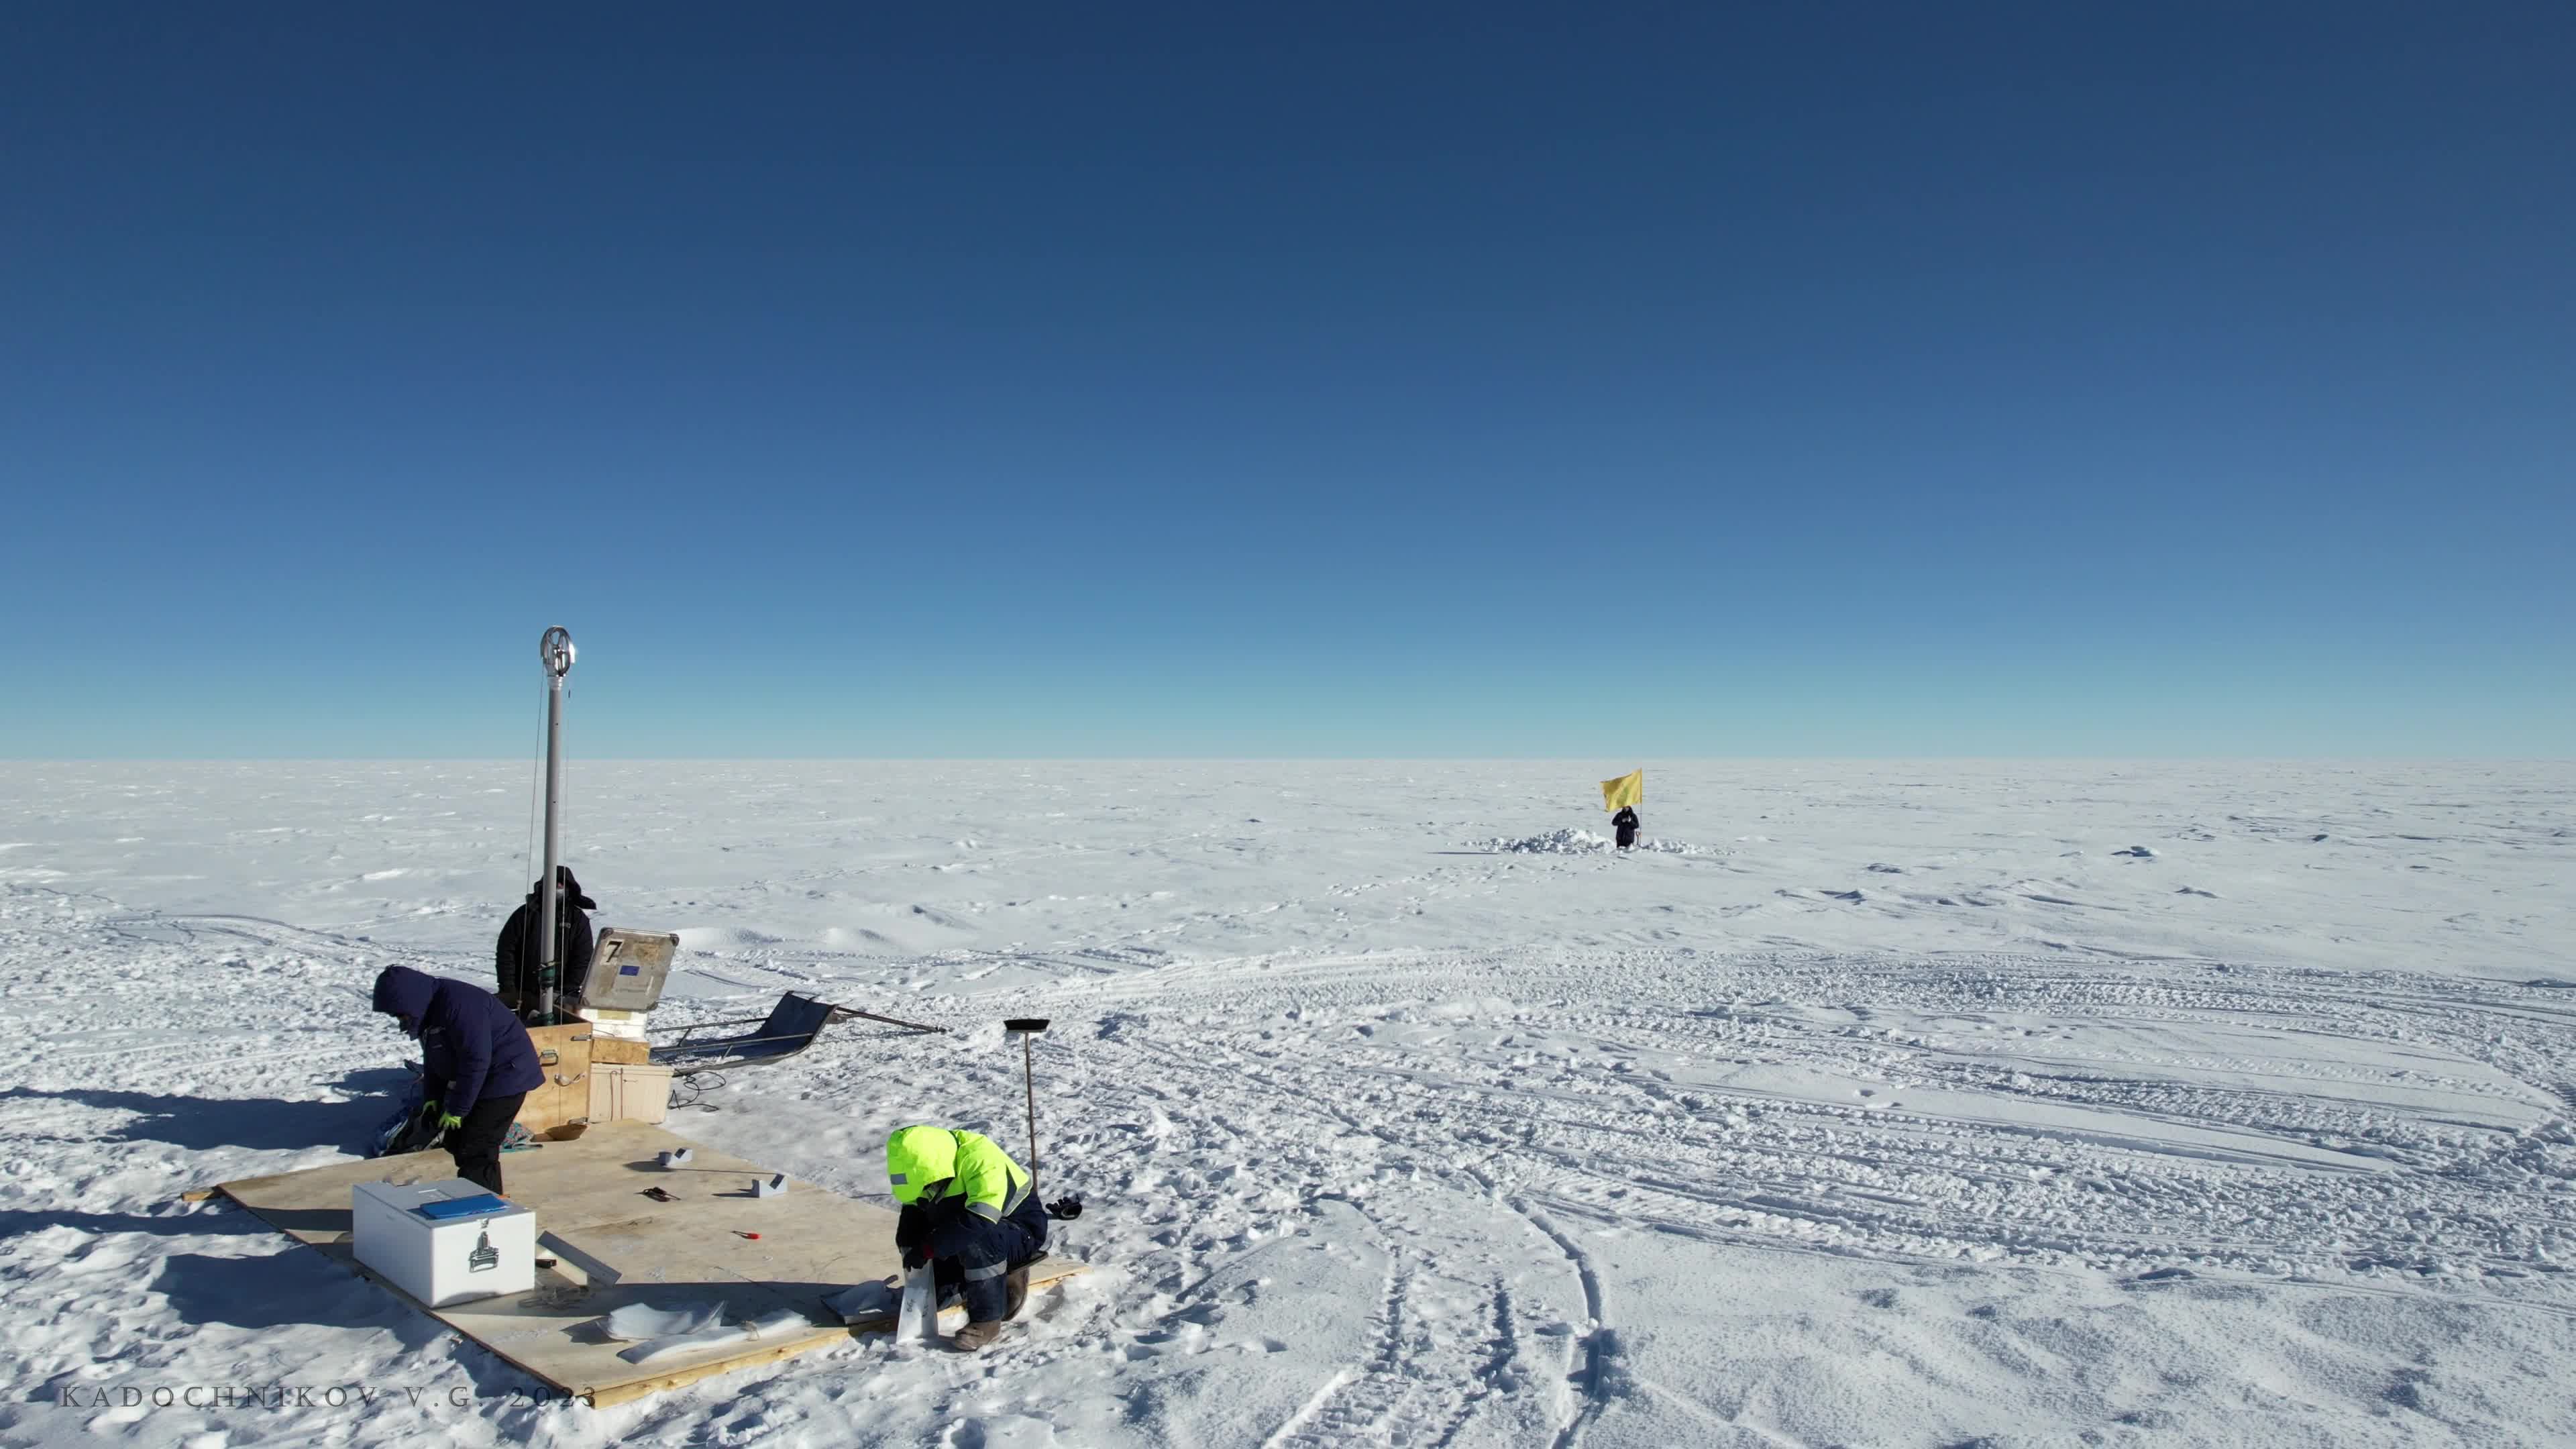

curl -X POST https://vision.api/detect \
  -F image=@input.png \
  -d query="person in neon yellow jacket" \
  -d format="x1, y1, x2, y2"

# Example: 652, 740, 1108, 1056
887, 1124, 1051, 1351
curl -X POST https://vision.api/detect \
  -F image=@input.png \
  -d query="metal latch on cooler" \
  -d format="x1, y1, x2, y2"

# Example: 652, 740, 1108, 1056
469, 1227, 499, 1274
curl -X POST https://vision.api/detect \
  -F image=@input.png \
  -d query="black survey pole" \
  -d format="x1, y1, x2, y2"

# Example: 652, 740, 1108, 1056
535, 627, 575, 1025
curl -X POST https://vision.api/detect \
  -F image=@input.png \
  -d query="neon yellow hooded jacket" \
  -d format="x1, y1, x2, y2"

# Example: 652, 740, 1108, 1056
885, 1125, 1031, 1223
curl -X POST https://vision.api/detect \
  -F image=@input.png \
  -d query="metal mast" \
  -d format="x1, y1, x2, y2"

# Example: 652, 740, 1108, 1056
536, 626, 576, 1025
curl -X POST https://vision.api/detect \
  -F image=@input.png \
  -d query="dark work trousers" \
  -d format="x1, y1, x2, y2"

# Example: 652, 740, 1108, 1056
447, 1092, 528, 1194
922, 1192, 1051, 1322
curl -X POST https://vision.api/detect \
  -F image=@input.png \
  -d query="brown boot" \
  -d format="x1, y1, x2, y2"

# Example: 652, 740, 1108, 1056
950, 1320, 1003, 1352
1004, 1265, 1030, 1321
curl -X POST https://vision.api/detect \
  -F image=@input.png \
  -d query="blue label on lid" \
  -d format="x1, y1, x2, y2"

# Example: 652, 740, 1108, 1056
416, 1193, 508, 1221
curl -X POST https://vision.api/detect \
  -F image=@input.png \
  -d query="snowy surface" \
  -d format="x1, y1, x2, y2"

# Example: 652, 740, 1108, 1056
3, 759, 2572, 1447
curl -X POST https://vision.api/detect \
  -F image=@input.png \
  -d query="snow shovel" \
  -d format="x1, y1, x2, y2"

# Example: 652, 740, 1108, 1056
1005, 1017, 1049, 1181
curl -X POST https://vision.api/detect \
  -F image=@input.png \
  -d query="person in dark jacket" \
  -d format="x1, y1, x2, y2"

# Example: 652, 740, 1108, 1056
372, 965, 546, 1193
495, 866, 596, 1016
1612, 805, 1641, 851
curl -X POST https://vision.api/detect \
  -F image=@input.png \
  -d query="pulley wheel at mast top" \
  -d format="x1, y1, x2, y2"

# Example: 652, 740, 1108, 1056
540, 627, 576, 679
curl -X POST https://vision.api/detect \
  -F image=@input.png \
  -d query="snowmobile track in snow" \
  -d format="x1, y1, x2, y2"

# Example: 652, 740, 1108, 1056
1041, 945, 2576, 1320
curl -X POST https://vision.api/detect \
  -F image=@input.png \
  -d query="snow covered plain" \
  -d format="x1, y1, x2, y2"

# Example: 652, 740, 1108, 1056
3, 759, 2573, 1448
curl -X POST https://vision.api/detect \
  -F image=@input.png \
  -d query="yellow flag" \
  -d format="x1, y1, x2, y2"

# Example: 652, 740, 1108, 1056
1600, 769, 1644, 812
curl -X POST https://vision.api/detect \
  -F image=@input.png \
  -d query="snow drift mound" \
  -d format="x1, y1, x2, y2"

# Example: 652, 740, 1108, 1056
1468, 827, 1709, 856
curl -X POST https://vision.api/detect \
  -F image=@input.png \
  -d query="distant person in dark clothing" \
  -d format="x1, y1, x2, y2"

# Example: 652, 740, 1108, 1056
1612, 806, 1641, 851
495, 866, 596, 1014
372, 965, 545, 1193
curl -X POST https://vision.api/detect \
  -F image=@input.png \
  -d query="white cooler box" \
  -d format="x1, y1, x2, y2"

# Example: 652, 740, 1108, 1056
351, 1179, 537, 1307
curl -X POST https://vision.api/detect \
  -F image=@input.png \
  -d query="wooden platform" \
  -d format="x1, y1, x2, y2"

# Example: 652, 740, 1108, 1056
215, 1122, 1085, 1407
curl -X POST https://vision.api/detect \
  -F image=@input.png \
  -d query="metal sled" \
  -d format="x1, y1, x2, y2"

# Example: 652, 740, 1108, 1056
648, 992, 945, 1078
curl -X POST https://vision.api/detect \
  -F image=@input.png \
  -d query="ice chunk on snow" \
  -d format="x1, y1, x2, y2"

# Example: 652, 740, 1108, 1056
616, 1325, 751, 1365
745, 1306, 814, 1339
601, 1301, 725, 1342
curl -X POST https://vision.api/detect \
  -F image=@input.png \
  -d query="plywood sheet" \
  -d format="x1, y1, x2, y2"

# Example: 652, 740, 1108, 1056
215, 1122, 1088, 1405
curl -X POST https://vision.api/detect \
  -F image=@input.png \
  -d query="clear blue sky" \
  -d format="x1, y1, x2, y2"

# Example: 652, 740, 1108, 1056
5, 4, 2569, 756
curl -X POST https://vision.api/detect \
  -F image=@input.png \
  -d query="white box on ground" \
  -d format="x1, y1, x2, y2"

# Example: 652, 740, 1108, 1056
350, 1179, 537, 1307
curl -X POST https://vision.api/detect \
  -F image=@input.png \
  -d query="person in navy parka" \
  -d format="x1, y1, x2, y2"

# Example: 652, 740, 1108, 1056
372, 965, 546, 1193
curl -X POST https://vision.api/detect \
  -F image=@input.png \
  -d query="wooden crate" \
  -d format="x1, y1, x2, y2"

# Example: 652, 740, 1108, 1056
515, 1022, 594, 1136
